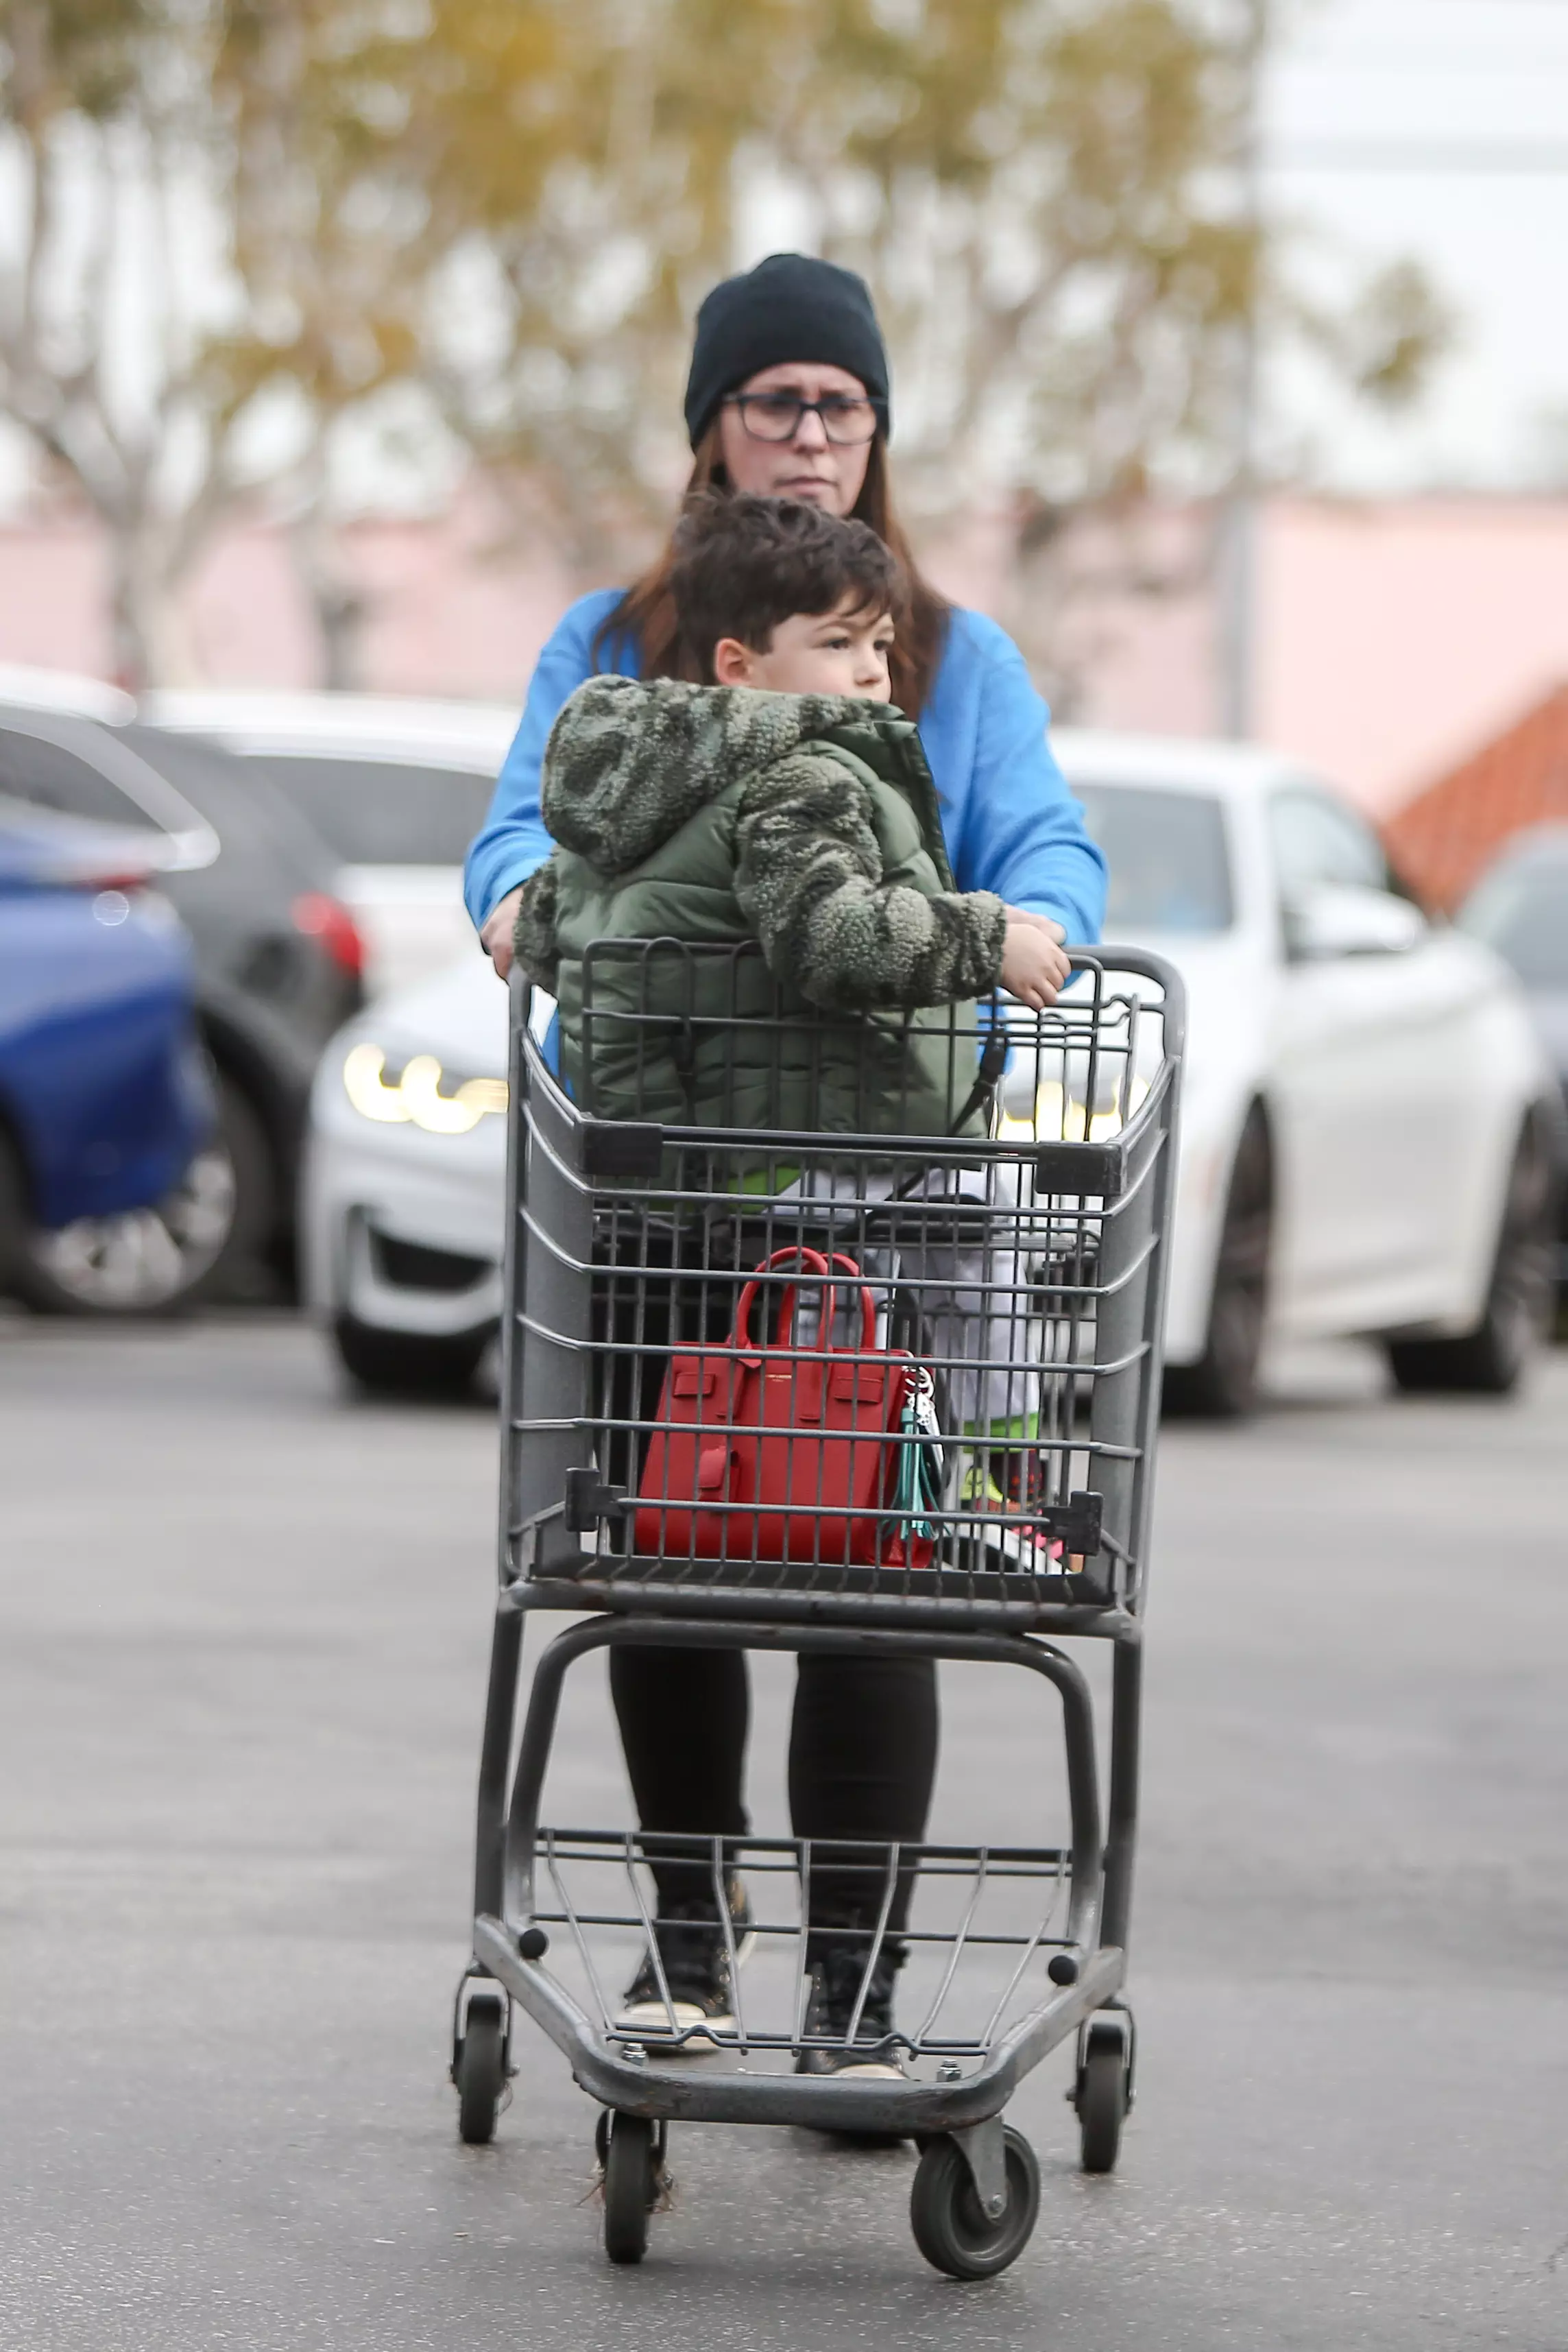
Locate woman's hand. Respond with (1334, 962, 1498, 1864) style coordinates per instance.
(1000, 909, 1071, 1009)
(480, 885, 526, 979)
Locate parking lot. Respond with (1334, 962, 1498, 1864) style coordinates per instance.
(1, 1312, 1564, 2349)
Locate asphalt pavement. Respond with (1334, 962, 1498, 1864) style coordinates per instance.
(1, 1313, 1564, 2350)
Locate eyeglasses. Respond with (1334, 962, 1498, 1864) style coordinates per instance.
(724, 392, 879, 446)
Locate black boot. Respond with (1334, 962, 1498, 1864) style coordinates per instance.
(616, 1874, 754, 2048)
(795, 1935, 906, 2080)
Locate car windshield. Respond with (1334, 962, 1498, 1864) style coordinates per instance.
(1457, 855, 1568, 988)
(0, 723, 172, 839)
(242, 756, 498, 865)
(1072, 782, 1235, 935)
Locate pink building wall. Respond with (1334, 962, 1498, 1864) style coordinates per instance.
(0, 482, 580, 710)
(3, 487, 1567, 815)
(1054, 496, 1568, 814)
(1258, 498, 1568, 813)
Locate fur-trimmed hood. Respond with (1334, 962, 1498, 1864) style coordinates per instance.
(540, 674, 890, 876)
(516, 667, 1004, 1046)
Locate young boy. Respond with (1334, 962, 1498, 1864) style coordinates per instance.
(514, 491, 1070, 1096)
(516, 487, 1067, 1517)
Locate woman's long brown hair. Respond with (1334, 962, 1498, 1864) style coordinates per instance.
(592, 427, 950, 718)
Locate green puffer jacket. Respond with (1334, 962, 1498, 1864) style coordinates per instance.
(514, 676, 1006, 1136)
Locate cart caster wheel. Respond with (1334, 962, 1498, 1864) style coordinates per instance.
(601, 2111, 662, 2265)
(910, 2126, 1040, 2280)
(1076, 2013, 1132, 2174)
(455, 1991, 507, 2145)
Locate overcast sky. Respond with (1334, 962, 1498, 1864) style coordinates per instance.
(1264, 0, 1568, 490)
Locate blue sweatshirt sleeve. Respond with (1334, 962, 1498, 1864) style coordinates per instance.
(942, 613, 1107, 946)
(462, 588, 631, 930)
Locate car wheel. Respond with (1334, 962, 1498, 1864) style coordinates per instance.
(8, 1075, 271, 1318)
(333, 1313, 492, 1397)
(195, 1074, 277, 1303)
(1163, 1106, 1273, 1420)
(0, 1127, 29, 1294)
(1384, 1112, 1557, 1397)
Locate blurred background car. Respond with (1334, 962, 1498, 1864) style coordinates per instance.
(0, 796, 218, 1312)
(1454, 824, 1568, 1290)
(302, 952, 509, 1393)
(0, 667, 365, 1305)
(1060, 734, 1561, 1409)
(141, 692, 517, 1001)
(302, 728, 1563, 1406)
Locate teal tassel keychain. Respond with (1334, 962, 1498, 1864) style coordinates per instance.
(890, 1366, 945, 1541)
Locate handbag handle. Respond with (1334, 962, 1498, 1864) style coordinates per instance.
(732, 1246, 877, 1354)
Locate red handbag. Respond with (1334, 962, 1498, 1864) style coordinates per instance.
(633, 1247, 935, 1570)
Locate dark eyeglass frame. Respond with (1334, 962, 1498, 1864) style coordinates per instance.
(723, 392, 880, 446)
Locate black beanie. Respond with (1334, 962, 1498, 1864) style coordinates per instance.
(684, 253, 891, 450)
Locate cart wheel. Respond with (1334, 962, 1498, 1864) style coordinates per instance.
(455, 1992, 507, 2145)
(1076, 2015, 1131, 2174)
(602, 2112, 660, 2265)
(909, 2127, 1040, 2281)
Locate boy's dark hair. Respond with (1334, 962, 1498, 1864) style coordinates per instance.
(668, 490, 900, 681)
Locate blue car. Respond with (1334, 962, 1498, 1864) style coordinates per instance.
(0, 802, 219, 1312)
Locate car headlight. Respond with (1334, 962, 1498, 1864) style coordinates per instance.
(343, 1043, 508, 1135)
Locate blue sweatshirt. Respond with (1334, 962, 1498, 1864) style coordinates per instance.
(463, 587, 1107, 942)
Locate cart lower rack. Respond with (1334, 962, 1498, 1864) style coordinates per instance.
(455, 948, 1182, 2277)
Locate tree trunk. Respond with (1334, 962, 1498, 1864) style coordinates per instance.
(309, 566, 371, 695)
(290, 494, 371, 693)
(106, 525, 199, 691)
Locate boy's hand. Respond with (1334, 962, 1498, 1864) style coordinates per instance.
(1000, 910, 1071, 1009)
(480, 885, 526, 979)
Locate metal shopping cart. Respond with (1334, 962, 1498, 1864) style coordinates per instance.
(451, 944, 1183, 2277)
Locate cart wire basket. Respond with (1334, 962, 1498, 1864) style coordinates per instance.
(455, 944, 1183, 2277)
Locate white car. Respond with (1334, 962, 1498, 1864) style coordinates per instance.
(141, 691, 518, 1000)
(303, 950, 511, 1390)
(304, 730, 1561, 1405)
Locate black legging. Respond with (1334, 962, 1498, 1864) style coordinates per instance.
(599, 1240, 939, 1941)
(610, 1646, 938, 1935)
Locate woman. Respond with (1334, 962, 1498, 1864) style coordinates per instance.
(466, 252, 1107, 2076)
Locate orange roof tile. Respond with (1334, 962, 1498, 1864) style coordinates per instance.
(1383, 684, 1568, 910)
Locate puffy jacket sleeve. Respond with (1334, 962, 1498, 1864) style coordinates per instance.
(734, 749, 1006, 1012)
(462, 590, 631, 930)
(511, 857, 560, 990)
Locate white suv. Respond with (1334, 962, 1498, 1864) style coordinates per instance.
(305, 729, 1561, 1405)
